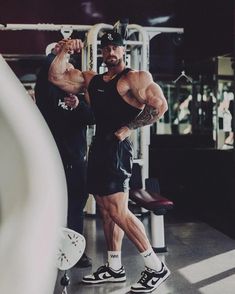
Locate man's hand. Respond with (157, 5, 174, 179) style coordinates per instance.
(64, 94, 79, 109)
(58, 39, 84, 54)
(114, 126, 132, 141)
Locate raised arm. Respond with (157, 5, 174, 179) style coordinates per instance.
(127, 71, 168, 129)
(48, 39, 87, 94)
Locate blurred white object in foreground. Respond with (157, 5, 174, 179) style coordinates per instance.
(0, 54, 67, 294)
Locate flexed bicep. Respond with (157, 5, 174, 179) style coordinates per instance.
(143, 82, 168, 119)
(49, 63, 85, 94)
(48, 39, 87, 94)
(127, 72, 168, 129)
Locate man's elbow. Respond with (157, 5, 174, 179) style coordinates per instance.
(48, 73, 65, 90)
(48, 73, 57, 85)
(157, 97, 168, 118)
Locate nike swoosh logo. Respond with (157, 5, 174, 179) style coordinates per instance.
(97, 89, 104, 92)
(150, 278, 159, 286)
(99, 273, 111, 279)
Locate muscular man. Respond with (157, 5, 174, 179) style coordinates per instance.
(49, 31, 169, 293)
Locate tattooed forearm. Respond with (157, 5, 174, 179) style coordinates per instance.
(127, 105, 159, 129)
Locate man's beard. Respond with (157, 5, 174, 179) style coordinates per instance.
(104, 57, 121, 67)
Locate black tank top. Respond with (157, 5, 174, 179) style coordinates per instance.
(88, 68, 142, 138)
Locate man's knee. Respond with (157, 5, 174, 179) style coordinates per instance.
(109, 207, 128, 224)
(97, 203, 112, 220)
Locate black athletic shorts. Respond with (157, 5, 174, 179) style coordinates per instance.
(87, 135, 133, 196)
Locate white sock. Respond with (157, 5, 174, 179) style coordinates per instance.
(108, 251, 122, 270)
(140, 248, 162, 271)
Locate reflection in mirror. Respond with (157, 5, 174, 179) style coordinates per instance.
(154, 82, 216, 137)
(152, 56, 234, 150)
(153, 78, 234, 151)
(217, 80, 234, 150)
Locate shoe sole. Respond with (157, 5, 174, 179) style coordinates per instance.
(131, 270, 171, 293)
(82, 276, 127, 284)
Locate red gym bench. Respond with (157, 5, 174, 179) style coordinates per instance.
(129, 188, 173, 252)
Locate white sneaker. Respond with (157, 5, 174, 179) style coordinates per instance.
(131, 263, 170, 293)
(82, 264, 126, 284)
(222, 143, 233, 150)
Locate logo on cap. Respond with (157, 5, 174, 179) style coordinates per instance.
(100, 31, 124, 48)
(107, 33, 114, 41)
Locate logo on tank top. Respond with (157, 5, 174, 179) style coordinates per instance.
(97, 89, 104, 92)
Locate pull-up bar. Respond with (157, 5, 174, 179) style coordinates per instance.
(0, 23, 183, 42)
(0, 23, 183, 35)
(0, 23, 92, 31)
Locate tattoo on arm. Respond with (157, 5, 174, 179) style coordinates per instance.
(127, 105, 159, 129)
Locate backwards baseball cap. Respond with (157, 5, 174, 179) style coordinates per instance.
(100, 31, 124, 48)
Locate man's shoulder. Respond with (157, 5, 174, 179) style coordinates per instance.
(126, 69, 151, 77)
(125, 70, 153, 84)
(82, 70, 97, 86)
(83, 70, 97, 78)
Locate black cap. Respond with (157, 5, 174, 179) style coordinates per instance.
(100, 31, 124, 48)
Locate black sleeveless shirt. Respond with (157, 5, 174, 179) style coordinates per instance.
(88, 68, 142, 138)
